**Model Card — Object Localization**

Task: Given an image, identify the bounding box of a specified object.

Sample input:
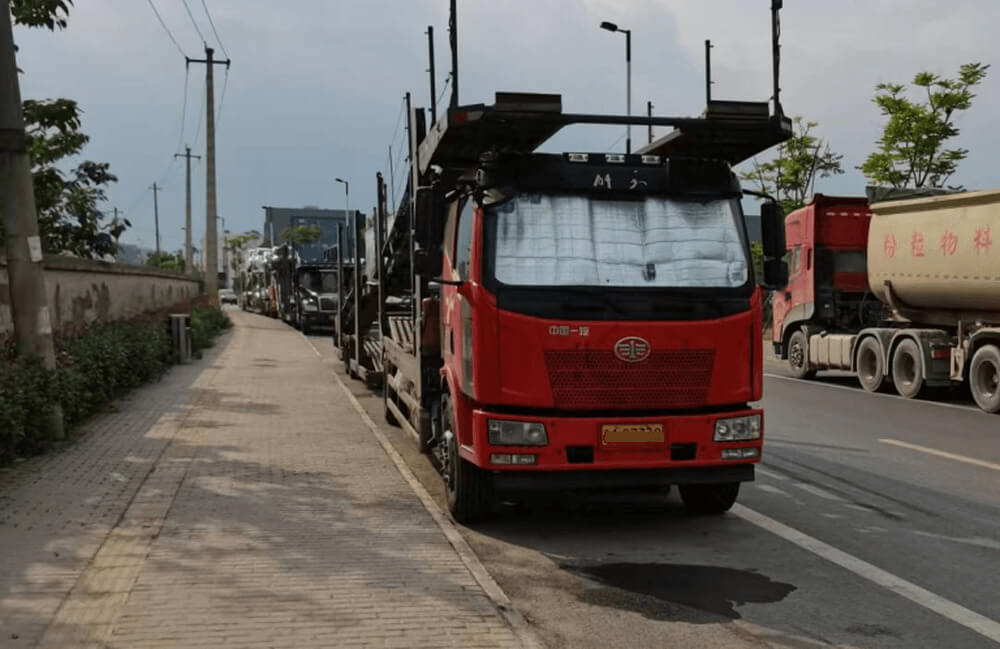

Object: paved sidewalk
[1,311,524,648]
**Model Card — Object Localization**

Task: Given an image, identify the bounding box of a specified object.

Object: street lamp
[600,20,631,154]
[335,177,350,257]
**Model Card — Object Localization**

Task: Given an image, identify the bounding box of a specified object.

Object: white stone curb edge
[303,334,545,649]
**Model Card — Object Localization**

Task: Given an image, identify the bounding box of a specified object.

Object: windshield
[300,270,338,293]
[488,193,749,288]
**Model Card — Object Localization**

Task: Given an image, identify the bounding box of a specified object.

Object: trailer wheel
[969,344,1000,414]
[856,337,889,393]
[442,395,494,523]
[679,482,740,515]
[787,331,815,379]
[891,339,924,399]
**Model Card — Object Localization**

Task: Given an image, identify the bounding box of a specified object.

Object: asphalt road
[310,333,999,649]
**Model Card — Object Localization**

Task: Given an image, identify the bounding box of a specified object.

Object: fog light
[490,453,537,465]
[722,447,760,460]
[488,419,548,446]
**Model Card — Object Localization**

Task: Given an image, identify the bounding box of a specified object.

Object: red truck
[772,192,1000,413]
[343,2,793,522]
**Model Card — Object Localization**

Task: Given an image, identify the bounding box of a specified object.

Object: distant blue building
[262,206,357,262]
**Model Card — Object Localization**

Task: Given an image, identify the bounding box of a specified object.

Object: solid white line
[880,438,1000,472]
[733,504,1000,644]
[764,372,977,412]
[303,333,544,649]
[755,466,788,481]
[792,482,845,502]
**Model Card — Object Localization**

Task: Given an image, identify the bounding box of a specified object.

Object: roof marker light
[605,154,626,164]
[641,155,662,164]
[568,153,589,163]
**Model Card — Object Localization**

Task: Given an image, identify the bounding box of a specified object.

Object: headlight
[302,302,318,312]
[487,419,548,446]
[714,414,761,442]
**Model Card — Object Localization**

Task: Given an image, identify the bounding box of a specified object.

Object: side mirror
[413,249,443,279]
[414,186,446,249]
[760,201,786,260]
[762,258,788,291]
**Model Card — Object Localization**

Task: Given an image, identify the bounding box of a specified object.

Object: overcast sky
[14,0,1000,253]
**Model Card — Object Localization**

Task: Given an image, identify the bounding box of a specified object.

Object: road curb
[305,334,544,649]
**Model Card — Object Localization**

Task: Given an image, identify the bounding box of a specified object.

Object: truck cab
[772,195,873,376]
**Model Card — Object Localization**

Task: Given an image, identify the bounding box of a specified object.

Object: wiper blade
[556,286,624,315]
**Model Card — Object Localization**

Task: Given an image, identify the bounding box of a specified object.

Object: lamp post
[600,21,631,154]
[335,177,349,254]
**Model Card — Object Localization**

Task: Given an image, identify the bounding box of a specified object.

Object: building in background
[262,206,357,262]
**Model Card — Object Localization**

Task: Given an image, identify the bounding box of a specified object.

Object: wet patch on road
[571,562,796,622]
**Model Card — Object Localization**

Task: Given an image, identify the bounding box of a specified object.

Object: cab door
[441,197,476,398]
[770,212,812,345]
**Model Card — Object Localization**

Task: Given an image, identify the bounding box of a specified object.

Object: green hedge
[1,307,230,464]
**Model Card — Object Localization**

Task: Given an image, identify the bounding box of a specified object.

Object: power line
[200,0,229,59]
[216,67,229,125]
[181,0,206,45]
[145,0,187,57]
[175,63,190,152]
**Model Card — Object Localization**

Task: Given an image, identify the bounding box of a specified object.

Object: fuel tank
[867,189,1000,322]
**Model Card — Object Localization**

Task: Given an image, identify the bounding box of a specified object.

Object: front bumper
[466,407,762,482]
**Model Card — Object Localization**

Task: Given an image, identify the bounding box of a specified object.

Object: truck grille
[544,349,715,409]
[319,298,337,312]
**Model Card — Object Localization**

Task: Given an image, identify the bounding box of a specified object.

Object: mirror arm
[430,277,464,286]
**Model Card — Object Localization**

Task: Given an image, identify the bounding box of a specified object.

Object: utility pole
[187,46,230,302]
[0,2,62,437]
[150,182,161,259]
[388,144,396,214]
[175,146,200,274]
[449,0,458,108]
[647,101,653,144]
[426,26,437,124]
[111,207,124,248]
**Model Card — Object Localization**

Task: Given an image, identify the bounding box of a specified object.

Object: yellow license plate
[601,423,664,444]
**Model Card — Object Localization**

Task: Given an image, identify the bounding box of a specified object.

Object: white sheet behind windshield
[491,194,748,288]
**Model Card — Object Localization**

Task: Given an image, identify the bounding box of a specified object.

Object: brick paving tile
[1,311,524,649]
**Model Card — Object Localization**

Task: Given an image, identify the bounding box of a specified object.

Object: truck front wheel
[891,339,924,399]
[442,395,494,523]
[679,482,740,514]
[856,337,889,393]
[970,345,1000,414]
[787,331,815,379]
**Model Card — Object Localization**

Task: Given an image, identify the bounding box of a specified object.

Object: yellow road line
[879,438,1000,471]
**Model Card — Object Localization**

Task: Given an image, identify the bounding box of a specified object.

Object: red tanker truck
[772,190,1000,413]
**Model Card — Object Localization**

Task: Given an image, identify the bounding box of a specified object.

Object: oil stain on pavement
[571,563,797,623]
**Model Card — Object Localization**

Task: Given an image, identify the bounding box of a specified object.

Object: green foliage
[3,3,126,258]
[280,224,322,246]
[0,308,231,464]
[9,0,72,30]
[190,306,232,352]
[742,116,843,213]
[860,63,989,189]
[145,250,185,271]
[750,241,764,280]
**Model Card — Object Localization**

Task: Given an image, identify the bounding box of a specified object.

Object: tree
[742,116,844,213]
[860,62,989,190]
[280,224,322,246]
[145,251,184,271]
[1,1,125,258]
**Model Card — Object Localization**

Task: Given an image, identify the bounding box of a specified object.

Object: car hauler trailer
[773,190,1000,413]
[342,1,792,522]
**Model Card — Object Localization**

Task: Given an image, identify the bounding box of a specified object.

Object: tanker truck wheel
[891,339,924,399]
[680,482,740,515]
[969,345,1000,413]
[856,336,889,393]
[787,331,815,379]
[442,395,494,524]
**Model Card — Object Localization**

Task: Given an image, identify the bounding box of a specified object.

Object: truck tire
[891,339,924,399]
[442,396,494,523]
[969,344,1000,414]
[787,331,815,379]
[679,482,740,514]
[856,336,889,393]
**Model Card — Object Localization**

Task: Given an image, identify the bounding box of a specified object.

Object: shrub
[0,307,230,464]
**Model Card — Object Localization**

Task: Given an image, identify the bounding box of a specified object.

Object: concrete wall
[0,255,200,335]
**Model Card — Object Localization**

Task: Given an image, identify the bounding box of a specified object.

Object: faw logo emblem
[614,336,651,363]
